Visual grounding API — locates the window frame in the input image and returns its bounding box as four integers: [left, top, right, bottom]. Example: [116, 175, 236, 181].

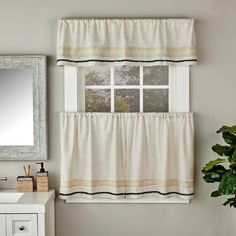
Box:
[63, 65, 190, 204]
[64, 65, 190, 113]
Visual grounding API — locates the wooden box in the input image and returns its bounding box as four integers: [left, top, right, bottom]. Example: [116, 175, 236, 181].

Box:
[17, 176, 34, 192]
[36, 176, 49, 192]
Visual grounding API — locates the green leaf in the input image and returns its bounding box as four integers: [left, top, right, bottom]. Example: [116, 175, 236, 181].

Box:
[230, 150, 236, 164]
[217, 125, 236, 135]
[223, 197, 235, 206]
[202, 158, 226, 171]
[202, 165, 227, 183]
[203, 172, 221, 183]
[222, 132, 236, 145]
[211, 190, 221, 197]
[212, 144, 233, 157]
[218, 171, 236, 195]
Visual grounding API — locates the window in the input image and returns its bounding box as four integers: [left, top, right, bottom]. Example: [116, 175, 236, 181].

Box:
[84, 66, 169, 113]
[64, 65, 190, 113]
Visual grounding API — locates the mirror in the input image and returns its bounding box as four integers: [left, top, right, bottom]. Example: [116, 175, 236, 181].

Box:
[0, 55, 47, 160]
[0, 69, 34, 146]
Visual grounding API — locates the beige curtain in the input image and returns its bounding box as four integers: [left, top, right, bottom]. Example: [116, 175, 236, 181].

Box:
[59, 112, 194, 200]
[57, 18, 197, 67]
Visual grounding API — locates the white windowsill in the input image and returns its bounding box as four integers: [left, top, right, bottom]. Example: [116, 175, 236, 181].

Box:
[66, 198, 190, 204]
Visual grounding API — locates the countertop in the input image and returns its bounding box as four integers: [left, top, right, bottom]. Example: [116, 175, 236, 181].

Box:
[0, 189, 55, 213]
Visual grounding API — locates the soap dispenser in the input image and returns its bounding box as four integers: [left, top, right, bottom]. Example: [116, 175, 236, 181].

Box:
[36, 162, 49, 192]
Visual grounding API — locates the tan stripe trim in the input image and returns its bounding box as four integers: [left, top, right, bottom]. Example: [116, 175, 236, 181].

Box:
[126, 179, 193, 187]
[61, 180, 125, 188]
[57, 47, 197, 58]
[61, 179, 194, 188]
[58, 46, 196, 51]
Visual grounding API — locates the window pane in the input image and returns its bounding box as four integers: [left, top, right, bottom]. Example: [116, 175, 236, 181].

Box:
[114, 66, 139, 85]
[143, 89, 168, 112]
[143, 66, 168, 85]
[115, 89, 139, 112]
[85, 66, 110, 85]
[85, 89, 110, 112]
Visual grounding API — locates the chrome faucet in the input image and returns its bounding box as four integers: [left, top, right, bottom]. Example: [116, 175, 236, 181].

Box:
[0, 177, 7, 181]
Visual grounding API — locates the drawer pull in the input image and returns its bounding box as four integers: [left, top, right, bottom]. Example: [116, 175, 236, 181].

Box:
[19, 226, 25, 231]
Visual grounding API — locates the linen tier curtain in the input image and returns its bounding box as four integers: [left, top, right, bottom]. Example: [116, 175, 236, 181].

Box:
[60, 113, 194, 200]
[57, 18, 197, 66]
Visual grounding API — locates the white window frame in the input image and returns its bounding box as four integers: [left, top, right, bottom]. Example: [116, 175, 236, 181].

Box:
[64, 66, 189, 113]
[64, 65, 190, 204]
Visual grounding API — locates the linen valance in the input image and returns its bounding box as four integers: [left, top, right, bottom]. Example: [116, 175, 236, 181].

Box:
[59, 112, 194, 200]
[57, 18, 197, 66]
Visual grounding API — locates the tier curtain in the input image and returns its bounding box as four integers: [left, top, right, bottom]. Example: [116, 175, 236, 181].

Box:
[59, 112, 194, 200]
[57, 18, 197, 67]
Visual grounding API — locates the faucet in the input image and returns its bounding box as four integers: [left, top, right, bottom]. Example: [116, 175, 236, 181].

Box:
[0, 177, 7, 181]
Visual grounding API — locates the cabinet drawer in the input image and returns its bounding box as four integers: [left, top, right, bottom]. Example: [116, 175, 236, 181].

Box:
[6, 214, 37, 236]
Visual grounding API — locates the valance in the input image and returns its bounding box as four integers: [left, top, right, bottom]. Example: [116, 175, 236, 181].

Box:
[57, 19, 197, 67]
[59, 112, 194, 200]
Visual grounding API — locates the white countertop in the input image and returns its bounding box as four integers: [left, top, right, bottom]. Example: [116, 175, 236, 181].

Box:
[0, 189, 55, 213]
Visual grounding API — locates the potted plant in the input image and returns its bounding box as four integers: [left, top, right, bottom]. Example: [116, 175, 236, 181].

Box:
[201, 125, 236, 207]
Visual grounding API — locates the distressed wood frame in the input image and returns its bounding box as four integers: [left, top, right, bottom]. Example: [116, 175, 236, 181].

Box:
[0, 55, 47, 160]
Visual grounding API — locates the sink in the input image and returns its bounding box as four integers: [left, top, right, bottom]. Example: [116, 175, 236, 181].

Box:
[0, 192, 24, 203]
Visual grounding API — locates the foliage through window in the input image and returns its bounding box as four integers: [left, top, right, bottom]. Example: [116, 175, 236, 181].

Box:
[85, 66, 169, 112]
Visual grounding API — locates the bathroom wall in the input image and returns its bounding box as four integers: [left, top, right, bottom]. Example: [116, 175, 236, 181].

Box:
[0, 0, 236, 235]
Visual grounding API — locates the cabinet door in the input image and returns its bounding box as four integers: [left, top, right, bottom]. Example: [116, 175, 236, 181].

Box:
[6, 214, 37, 236]
[0, 215, 6, 236]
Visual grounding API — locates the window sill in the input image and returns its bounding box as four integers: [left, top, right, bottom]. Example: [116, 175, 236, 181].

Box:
[66, 198, 190, 204]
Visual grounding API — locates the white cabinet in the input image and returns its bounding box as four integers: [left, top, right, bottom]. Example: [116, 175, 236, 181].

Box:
[2, 214, 37, 236]
[0, 190, 55, 236]
[0, 215, 6, 236]
[1, 214, 36, 236]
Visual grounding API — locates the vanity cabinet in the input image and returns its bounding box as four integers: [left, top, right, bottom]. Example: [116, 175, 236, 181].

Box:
[0, 190, 55, 236]
[0, 214, 37, 236]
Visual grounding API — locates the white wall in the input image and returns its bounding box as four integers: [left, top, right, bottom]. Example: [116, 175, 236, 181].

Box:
[0, 0, 236, 235]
